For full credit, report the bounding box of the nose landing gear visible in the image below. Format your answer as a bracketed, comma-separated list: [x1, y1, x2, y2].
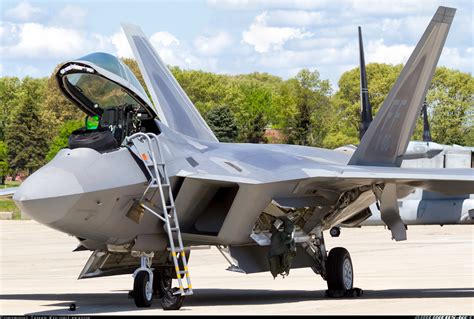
[132, 253, 155, 307]
[131, 252, 186, 310]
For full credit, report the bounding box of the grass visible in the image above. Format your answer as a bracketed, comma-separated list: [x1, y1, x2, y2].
[0, 198, 21, 219]
[1, 181, 21, 219]
[0, 181, 21, 189]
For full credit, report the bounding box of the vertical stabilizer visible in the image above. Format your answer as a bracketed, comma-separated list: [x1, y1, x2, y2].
[358, 26, 373, 140]
[349, 6, 455, 166]
[122, 24, 218, 142]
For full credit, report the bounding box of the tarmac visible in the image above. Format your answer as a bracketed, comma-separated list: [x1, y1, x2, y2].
[0, 220, 473, 315]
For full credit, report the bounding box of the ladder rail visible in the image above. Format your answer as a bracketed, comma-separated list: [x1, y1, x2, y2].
[148, 134, 193, 294]
[126, 132, 193, 296]
[149, 133, 192, 293]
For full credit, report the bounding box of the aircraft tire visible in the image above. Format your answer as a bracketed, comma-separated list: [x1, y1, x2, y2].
[133, 271, 153, 307]
[161, 288, 185, 311]
[152, 271, 166, 298]
[326, 247, 353, 291]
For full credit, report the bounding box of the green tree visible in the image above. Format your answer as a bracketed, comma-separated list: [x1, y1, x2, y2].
[205, 105, 239, 142]
[428, 67, 474, 146]
[41, 71, 82, 140]
[332, 63, 402, 146]
[287, 69, 332, 146]
[0, 141, 8, 185]
[237, 83, 272, 142]
[5, 77, 49, 175]
[334, 64, 473, 147]
[46, 119, 84, 162]
[0, 77, 21, 140]
[245, 112, 268, 143]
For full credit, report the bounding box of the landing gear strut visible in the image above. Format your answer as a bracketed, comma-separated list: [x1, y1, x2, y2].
[133, 253, 154, 307]
[305, 227, 361, 298]
[132, 253, 186, 310]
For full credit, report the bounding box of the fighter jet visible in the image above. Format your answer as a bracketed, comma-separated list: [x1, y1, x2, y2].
[11, 6, 472, 310]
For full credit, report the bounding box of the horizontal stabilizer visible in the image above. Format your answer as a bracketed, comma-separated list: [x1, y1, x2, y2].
[349, 6, 456, 167]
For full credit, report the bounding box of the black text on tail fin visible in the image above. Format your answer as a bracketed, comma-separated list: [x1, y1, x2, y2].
[349, 6, 455, 167]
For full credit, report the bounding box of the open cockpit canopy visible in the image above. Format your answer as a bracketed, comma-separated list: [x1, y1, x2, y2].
[56, 52, 156, 119]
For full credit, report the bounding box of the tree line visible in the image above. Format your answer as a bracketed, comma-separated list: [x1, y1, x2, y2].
[0, 60, 472, 182]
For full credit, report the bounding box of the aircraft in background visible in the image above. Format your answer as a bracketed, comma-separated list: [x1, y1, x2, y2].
[6, 6, 473, 311]
[332, 26, 474, 233]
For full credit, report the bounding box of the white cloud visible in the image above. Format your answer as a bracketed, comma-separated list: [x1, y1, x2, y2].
[150, 31, 180, 47]
[439, 47, 474, 72]
[5, 1, 44, 22]
[52, 5, 88, 27]
[366, 39, 413, 65]
[194, 31, 232, 55]
[264, 10, 327, 27]
[346, 0, 439, 16]
[242, 12, 312, 53]
[149, 31, 218, 70]
[0, 22, 108, 59]
[207, 0, 332, 10]
[110, 30, 134, 58]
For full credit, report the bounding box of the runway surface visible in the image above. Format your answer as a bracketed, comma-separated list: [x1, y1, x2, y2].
[0, 221, 473, 315]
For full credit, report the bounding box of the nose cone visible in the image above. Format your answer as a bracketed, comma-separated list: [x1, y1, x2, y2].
[13, 165, 83, 225]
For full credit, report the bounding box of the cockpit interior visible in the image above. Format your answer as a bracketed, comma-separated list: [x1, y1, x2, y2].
[56, 52, 159, 152]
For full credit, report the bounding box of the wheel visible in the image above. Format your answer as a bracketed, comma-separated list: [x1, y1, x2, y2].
[153, 271, 169, 298]
[330, 227, 341, 237]
[133, 271, 153, 307]
[161, 288, 185, 310]
[326, 247, 353, 291]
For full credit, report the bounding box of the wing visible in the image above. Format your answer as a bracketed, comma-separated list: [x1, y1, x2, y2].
[0, 187, 17, 198]
[121, 23, 218, 143]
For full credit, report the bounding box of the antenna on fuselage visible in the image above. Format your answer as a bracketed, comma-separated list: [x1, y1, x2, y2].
[358, 26, 373, 141]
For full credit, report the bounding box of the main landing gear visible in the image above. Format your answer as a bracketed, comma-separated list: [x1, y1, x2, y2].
[132, 253, 185, 310]
[325, 247, 362, 298]
[305, 226, 361, 298]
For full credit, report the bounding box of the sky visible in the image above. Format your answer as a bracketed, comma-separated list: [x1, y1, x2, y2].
[0, 0, 472, 88]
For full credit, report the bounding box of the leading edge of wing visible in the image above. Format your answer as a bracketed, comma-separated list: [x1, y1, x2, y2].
[179, 165, 474, 195]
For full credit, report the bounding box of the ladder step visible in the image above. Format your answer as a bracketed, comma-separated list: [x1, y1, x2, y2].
[170, 227, 179, 231]
[149, 183, 169, 188]
[173, 288, 193, 296]
[148, 162, 165, 166]
[167, 247, 188, 252]
[166, 205, 174, 209]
